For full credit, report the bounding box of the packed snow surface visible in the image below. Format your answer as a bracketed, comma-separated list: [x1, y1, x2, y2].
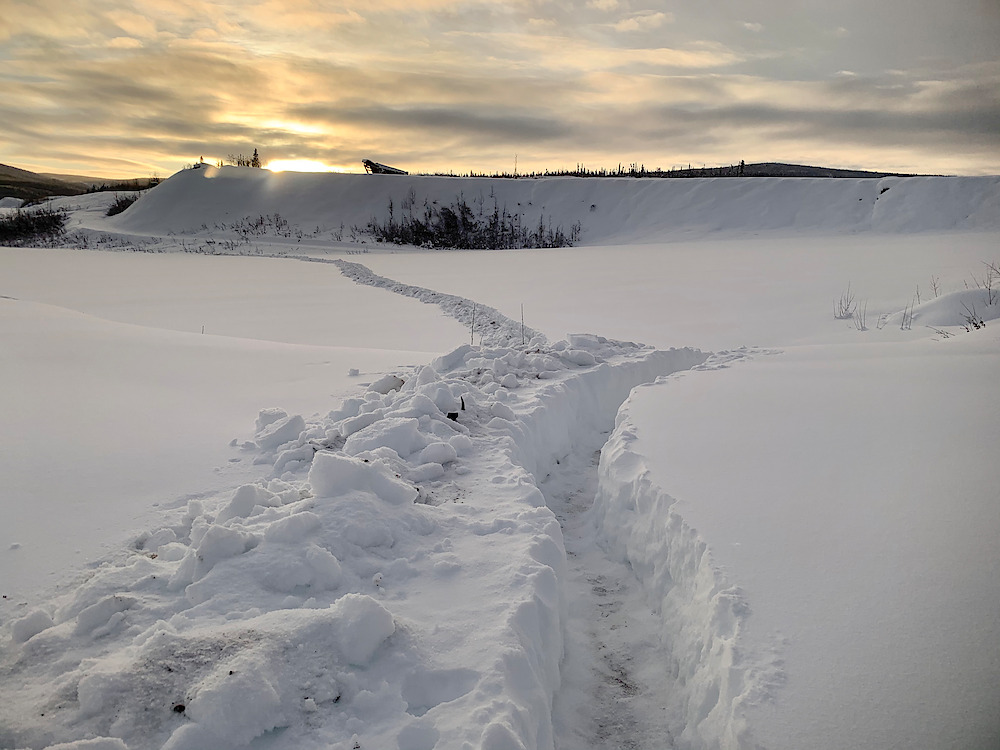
[2, 170, 999, 750]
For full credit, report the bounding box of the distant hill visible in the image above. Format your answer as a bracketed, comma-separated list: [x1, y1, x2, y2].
[730, 162, 912, 178]
[0, 163, 88, 202]
[40, 172, 161, 191]
[39, 172, 116, 189]
[458, 161, 920, 180]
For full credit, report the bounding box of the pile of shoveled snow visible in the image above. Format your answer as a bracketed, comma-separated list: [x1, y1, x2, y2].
[0, 334, 705, 750]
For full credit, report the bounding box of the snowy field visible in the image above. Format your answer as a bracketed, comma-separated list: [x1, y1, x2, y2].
[1, 169, 998, 750]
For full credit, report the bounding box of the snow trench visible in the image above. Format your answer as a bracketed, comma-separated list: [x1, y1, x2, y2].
[591, 354, 784, 750]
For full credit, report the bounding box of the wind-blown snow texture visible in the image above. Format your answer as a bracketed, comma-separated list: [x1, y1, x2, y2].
[2, 169, 999, 750]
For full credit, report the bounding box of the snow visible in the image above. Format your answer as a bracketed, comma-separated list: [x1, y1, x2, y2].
[2, 170, 998, 750]
[357, 232, 1000, 351]
[0, 249, 465, 594]
[599, 339, 1000, 750]
[96, 167, 1000, 244]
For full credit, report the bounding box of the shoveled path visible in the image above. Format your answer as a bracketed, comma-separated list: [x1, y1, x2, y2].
[542, 431, 679, 749]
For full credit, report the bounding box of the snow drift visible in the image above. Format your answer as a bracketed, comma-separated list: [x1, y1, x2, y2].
[104, 167, 1000, 245]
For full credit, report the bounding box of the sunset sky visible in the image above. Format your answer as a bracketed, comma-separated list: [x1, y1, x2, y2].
[2, 0, 998, 178]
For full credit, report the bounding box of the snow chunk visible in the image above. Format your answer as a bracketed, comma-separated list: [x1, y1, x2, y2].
[449, 433, 474, 456]
[431, 344, 474, 373]
[11, 608, 54, 643]
[422, 384, 461, 413]
[416, 441, 458, 465]
[254, 407, 287, 432]
[561, 349, 597, 366]
[216, 483, 278, 523]
[566, 333, 605, 349]
[369, 373, 405, 394]
[330, 593, 395, 666]
[255, 414, 305, 450]
[308, 451, 418, 505]
[340, 409, 382, 437]
[173, 525, 257, 585]
[344, 416, 428, 458]
[306, 545, 343, 590]
[273, 444, 317, 474]
[408, 462, 445, 482]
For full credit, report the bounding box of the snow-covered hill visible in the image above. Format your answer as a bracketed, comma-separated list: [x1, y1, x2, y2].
[101, 166, 1000, 245]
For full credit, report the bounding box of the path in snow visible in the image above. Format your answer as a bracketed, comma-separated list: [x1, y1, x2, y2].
[328, 259, 683, 747]
[544, 434, 677, 749]
[293, 256, 545, 348]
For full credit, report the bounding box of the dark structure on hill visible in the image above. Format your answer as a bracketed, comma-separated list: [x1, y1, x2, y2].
[363, 159, 408, 175]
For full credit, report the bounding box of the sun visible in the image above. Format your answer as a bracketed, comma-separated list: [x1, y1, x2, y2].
[265, 159, 347, 173]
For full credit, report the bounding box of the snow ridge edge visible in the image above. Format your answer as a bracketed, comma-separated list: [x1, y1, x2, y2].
[592, 359, 782, 750]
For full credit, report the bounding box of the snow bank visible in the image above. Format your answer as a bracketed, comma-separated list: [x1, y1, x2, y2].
[102, 167, 1000, 245]
[592, 354, 770, 750]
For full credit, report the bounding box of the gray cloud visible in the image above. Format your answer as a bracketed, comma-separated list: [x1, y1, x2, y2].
[1, 0, 998, 176]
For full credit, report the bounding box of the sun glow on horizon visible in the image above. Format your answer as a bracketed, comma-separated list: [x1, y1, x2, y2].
[265, 159, 349, 173]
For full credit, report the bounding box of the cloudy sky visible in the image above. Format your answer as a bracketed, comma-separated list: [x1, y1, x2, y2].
[2, 0, 998, 178]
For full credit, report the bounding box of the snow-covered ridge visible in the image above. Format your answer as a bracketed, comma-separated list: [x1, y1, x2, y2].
[103, 167, 1000, 245]
[592, 351, 780, 750]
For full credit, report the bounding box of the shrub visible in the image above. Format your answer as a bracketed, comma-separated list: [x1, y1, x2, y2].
[0, 207, 67, 245]
[106, 193, 140, 216]
[834, 283, 856, 319]
[361, 194, 580, 249]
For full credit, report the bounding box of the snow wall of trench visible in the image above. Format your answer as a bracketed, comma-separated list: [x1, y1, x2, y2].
[442, 340, 710, 749]
[590, 373, 775, 750]
[503, 342, 709, 484]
